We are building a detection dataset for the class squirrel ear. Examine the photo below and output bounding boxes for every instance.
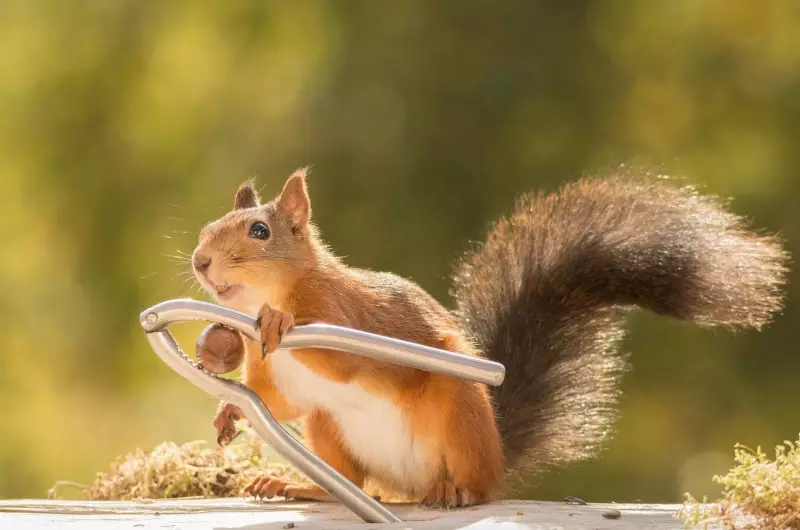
[233,180,260,210]
[277,168,311,230]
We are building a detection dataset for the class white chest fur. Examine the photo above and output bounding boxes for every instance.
[268,349,430,494]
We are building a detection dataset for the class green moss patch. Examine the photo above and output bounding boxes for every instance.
[679,435,800,529]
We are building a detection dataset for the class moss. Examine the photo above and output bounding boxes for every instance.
[50,426,305,500]
[50,420,407,502]
[679,434,800,530]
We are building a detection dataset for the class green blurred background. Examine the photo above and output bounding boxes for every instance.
[0,0,797,503]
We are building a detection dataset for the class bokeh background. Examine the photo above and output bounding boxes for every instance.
[1,0,798,502]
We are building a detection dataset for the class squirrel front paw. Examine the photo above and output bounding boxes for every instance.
[255,303,295,358]
[212,401,243,447]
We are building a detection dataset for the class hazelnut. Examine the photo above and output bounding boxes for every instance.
[196,324,245,374]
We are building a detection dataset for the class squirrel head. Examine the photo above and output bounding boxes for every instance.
[192,168,315,314]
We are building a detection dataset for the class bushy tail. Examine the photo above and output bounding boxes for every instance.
[452,172,789,481]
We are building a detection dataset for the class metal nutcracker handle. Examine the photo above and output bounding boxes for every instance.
[139,298,506,524]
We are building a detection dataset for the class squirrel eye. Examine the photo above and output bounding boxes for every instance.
[248,221,270,240]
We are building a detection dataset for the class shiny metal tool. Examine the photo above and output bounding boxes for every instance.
[140,298,506,523]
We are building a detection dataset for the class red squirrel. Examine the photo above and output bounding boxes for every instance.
[191,168,787,507]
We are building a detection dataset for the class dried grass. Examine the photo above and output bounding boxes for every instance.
[50,426,306,500]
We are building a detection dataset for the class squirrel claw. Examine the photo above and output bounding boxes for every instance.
[213,402,243,447]
[246,473,289,500]
[420,481,482,509]
[217,429,241,447]
[256,304,295,358]
[246,475,338,503]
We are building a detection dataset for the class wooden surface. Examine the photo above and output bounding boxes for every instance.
[0,498,737,529]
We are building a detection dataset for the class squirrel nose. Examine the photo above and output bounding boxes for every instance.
[193,253,212,273]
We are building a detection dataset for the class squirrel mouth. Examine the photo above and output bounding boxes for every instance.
[215,284,242,301]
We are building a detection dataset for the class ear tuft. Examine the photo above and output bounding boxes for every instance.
[233,180,260,210]
[277,168,311,230]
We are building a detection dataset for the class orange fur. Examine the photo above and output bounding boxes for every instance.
[193,169,505,504]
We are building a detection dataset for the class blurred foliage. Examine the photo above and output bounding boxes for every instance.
[0,0,798,502]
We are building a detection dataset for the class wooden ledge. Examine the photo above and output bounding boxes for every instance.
[0,498,733,529]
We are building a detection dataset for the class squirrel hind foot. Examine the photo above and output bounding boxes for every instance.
[245,473,291,500]
[245,475,342,503]
[419,481,486,509]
